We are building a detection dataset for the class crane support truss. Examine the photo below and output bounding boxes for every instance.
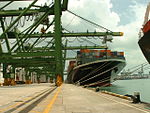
[0,0,123,86]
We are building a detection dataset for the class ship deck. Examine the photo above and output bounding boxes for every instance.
[0,83,149,113]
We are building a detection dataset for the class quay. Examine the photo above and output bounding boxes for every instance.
[0,83,150,113]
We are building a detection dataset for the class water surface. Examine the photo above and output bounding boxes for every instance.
[100,79,150,103]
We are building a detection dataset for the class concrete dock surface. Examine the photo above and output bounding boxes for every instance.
[51,84,150,113]
[0,83,150,113]
[0,83,54,107]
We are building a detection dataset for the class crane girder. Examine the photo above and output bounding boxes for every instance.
[63,46,107,50]
[4,51,55,58]
[31,45,107,51]
[0,57,55,64]
[0,51,56,65]
[1,32,123,39]
[0,8,54,17]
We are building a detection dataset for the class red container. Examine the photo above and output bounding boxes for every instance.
[107,52,111,57]
[142,20,150,33]
[100,50,111,52]
[120,52,124,56]
[80,49,91,53]
[92,50,98,58]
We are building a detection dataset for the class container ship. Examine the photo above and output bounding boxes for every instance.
[67,49,126,87]
[138,20,150,63]
[138,3,150,63]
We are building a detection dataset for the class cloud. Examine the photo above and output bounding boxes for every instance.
[111,2,147,69]
[62,0,120,31]
[62,0,149,72]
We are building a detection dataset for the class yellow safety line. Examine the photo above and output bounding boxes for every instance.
[0,103,20,112]
[91,91,150,113]
[43,86,62,113]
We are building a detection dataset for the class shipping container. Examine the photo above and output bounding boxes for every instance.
[120,52,124,56]
[78,49,125,63]
[94,50,99,58]
[100,50,111,52]
[142,20,150,33]
[80,49,91,53]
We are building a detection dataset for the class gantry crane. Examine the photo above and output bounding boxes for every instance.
[0,0,123,86]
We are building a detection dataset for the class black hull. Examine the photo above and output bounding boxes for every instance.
[67,59,126,87]
[138,31,150,63]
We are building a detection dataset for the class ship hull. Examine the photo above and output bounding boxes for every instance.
[67,59,126,87]
[138,31,150,63]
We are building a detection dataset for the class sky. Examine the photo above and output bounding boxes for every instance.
[0,0,150,74]
[61,0,150,73]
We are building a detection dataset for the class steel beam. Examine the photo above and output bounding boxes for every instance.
[27,32,123,37]
[0,17,10,52]
[0,8,54,17]
[54,0,63,78]
[32,45,107,51]
[12,51,55,57]
[0,0,38,36]
[62,32,124,37]
[0,57,55,63]
[3,64,7,78]
[65,57,76,60]
[0,1,13,10]
[0,18,4,53]
[0,0,38,52]
[27,20,54,52]
[2,32,123,39]
[62,0,68,10]
[10,9,51,52]
[15,64,55,68]
[64,45,107,50]
[0,51,55,58]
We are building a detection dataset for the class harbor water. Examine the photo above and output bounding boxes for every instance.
[100,79,150,103]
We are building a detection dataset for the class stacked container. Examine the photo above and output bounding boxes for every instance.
[76,49,125,65]
[117,52,124,58]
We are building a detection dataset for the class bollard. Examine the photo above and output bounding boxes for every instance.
[134,92,141,103]
[95,87,99,92]
[83,85,87,88]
